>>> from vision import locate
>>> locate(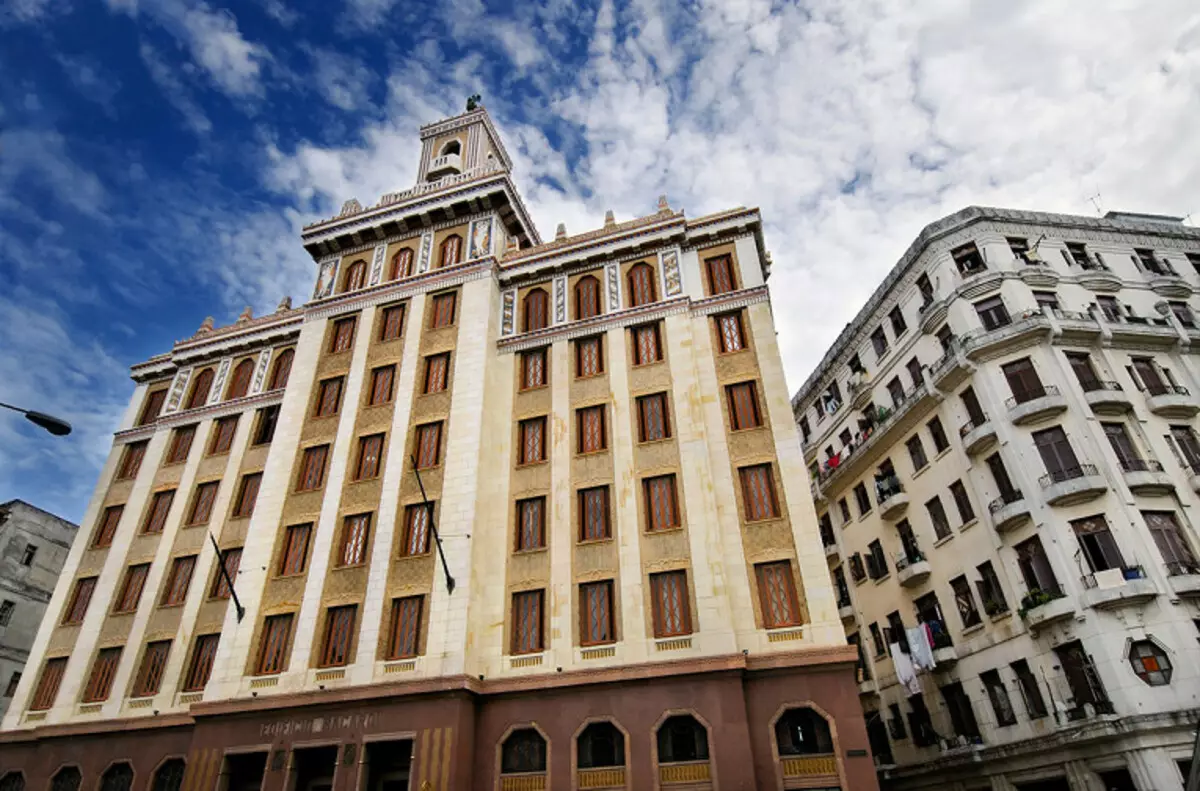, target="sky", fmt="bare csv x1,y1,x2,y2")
1,0,1198,523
